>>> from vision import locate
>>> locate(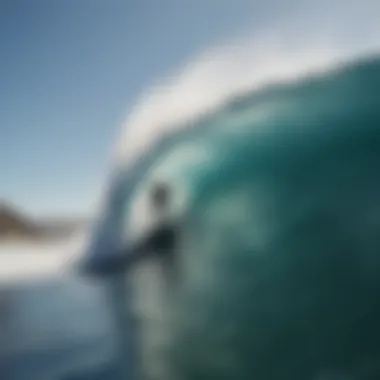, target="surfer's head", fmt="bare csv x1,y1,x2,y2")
150,182,171,212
